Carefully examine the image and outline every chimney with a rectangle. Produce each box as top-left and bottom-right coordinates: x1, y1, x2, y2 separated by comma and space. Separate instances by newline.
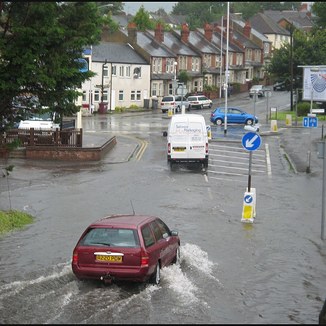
155, 23, 164, 43
243, 21, 251, 38
181, 23, 189, 43
204, 23, 213, 42
299, 3, 308, 12
127, 22, 137, 44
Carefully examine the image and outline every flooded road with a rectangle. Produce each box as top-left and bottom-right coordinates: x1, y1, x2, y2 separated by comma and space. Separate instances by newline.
0, 108, 325, 324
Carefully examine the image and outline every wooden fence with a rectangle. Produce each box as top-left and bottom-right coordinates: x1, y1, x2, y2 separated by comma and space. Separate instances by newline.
0, 128, 83, 148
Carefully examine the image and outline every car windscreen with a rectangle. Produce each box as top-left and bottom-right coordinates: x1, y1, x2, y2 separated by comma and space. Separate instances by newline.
80, 228, 140, 248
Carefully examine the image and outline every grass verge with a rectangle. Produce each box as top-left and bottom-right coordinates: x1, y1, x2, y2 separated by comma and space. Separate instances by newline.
0, 210, 34, 235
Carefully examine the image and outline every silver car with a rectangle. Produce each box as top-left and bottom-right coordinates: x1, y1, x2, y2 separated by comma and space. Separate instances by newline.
160, 95, 190, 113
249, 85, 266, 98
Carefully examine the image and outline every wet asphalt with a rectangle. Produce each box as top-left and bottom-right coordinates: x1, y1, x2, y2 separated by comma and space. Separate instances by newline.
80, 95, 325, 176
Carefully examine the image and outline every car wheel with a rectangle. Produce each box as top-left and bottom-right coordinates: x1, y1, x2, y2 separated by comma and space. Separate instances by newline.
172, 246, 181, 265
176, 106, 180, 113
187, 105, 191, 111
246, 119, 254, 125
215, 118, 223, 126
208, 103, 212, 109
150, 262, 160, 285
200, 104, 204, 110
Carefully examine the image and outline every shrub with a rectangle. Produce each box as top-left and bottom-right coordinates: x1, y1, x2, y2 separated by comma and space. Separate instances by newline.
296, 101, 318, 116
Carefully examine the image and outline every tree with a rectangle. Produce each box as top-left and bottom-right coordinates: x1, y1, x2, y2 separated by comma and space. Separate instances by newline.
312, 2, 326, 29
132, 5, 155, 31
267, 28, 326, 90
0, 2, 103, 130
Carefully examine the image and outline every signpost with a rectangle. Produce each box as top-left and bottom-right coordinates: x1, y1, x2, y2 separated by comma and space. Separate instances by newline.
241, 132, 262, 223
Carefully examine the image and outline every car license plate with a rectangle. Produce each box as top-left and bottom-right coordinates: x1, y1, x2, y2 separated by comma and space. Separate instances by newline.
96, 255, 122, 263
173, 147, 186, 152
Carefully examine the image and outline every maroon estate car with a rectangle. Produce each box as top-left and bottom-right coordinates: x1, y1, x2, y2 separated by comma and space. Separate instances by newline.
72, 214, 180, 285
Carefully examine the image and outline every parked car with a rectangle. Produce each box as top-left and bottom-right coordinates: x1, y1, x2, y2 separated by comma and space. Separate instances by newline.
71, 214, 180, 285
160, 95, 190, 113
210, 107, 258, 126
249, 85, 266, 98
273, 81, 286, 91
186, 95, 212, 110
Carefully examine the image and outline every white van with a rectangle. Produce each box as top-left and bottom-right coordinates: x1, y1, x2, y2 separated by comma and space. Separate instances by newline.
163, 114, 209, 170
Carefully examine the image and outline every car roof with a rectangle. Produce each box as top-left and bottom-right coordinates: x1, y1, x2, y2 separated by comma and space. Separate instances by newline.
89, 214, 158, 228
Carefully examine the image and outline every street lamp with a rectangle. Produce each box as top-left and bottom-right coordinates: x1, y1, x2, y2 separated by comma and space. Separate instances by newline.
173, 61, 178, 96
224, 1, 230, 136
99, 59, 108, 114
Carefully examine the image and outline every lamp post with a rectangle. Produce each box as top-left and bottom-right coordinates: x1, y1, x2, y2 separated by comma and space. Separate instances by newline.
290, 24, 294, 112
219, 15, 223, 101
173, 61, 178, 96
100, 59, 108, 113
224, 2, 230, 136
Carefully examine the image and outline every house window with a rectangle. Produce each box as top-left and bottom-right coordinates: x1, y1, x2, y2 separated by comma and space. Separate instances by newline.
131, 90, 136, 100
103, 90, 108, 102
152, 83, 157, 96
103, 65, 108, 77
112, 65, 116, 76
136, 90, 141, 100
94, 90, 100, 102
82, 91, 86, 102
119, 90, 124, 101
119, 66, 124, 77
126, 66, 131, 77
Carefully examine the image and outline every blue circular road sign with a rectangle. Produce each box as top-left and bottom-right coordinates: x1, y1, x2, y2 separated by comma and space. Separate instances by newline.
242, 132, 262, 151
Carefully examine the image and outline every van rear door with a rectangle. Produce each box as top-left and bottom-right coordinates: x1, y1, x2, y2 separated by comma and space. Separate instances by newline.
168, 116, 207, 162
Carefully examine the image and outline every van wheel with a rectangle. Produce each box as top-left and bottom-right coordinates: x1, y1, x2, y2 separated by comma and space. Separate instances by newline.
150, 263, 160, 285
246, 119, 253, 125
170, 161, 175, 170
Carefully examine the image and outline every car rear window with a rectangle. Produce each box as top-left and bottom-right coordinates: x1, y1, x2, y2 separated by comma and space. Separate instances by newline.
80, 227, 140, 248
162, 96, 174, 102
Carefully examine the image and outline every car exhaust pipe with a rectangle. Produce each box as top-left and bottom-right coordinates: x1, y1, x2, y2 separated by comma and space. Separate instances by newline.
100, 274, 113, 284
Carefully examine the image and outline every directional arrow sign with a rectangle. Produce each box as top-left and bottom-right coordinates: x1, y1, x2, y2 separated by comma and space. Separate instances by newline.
242, 132, 262, 151
244, 195, 253, 204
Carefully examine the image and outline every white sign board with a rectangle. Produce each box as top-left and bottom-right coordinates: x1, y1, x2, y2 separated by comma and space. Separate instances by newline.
302, 67, 326, 102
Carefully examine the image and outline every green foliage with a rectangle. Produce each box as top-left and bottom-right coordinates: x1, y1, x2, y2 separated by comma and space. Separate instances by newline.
128, 104, 139, 110
312, 2, 326, 29
132, 5, 155, 31
297, 102, 317, 117
0, 2, 103, 131
178, 70, 191, 84
0, 210, 34, 235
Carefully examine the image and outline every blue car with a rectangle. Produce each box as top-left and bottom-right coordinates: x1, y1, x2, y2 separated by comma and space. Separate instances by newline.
210, 107, 258, 126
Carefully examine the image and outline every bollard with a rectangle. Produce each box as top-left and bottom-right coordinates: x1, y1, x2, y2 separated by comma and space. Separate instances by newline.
285, 114, 292, 126
168, 107, 173, 117
271, 120, 278, 132
241, 189, 256, 223
206, 125, 212, 140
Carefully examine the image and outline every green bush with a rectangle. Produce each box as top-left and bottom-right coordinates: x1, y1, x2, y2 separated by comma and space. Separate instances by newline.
296, 101, 318, 116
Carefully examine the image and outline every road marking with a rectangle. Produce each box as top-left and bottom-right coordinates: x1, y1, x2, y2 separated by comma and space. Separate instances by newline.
135, 139, 148, 161
265, 143, 272, 176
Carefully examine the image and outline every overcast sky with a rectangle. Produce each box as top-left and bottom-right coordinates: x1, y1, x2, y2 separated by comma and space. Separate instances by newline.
123, 2, 178, 15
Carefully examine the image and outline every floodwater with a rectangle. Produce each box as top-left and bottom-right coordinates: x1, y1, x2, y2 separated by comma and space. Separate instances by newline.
0, 112, 325, 324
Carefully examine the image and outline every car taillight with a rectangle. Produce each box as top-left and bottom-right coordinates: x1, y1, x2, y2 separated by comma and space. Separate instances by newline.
168, 143, 171, 154
72, 252, 78, 264
206, 142, 208, 153
140, 249, 149, 267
